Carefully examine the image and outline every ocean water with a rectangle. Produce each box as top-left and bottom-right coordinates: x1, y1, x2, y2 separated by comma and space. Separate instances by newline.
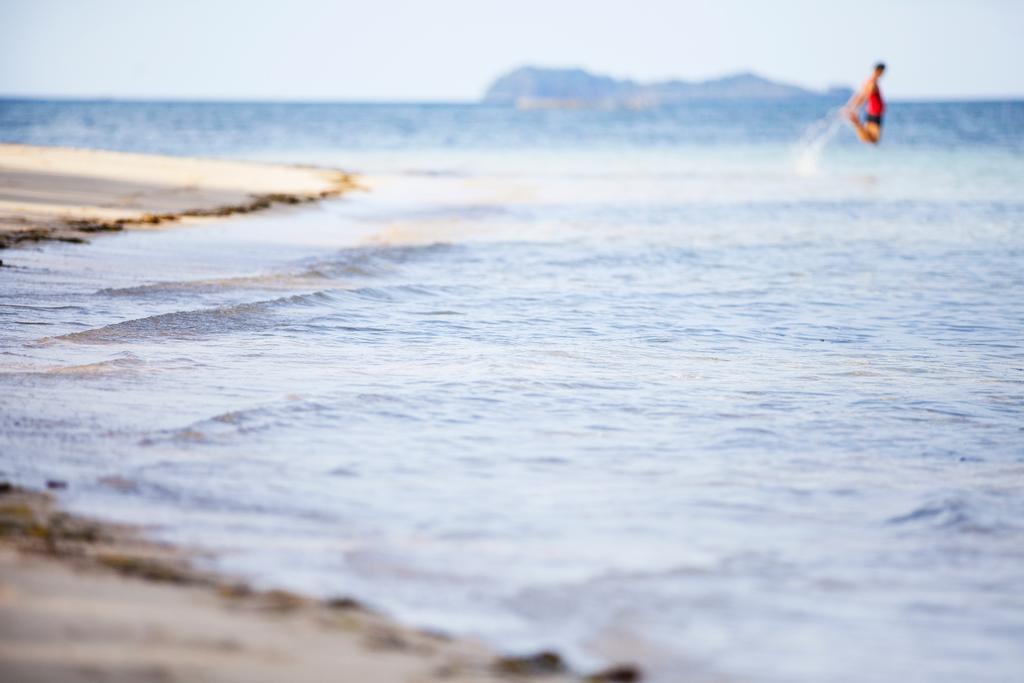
2, 100, 1023, 682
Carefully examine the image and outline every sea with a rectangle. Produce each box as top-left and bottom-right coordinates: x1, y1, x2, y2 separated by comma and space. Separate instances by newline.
1, 99, 1023, 683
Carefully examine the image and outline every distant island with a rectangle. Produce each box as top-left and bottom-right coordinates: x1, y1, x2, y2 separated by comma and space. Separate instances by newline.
483, 66, 853, 108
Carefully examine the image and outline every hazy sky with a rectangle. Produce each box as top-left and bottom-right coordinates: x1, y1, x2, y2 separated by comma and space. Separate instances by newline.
2, 0, 1022, 100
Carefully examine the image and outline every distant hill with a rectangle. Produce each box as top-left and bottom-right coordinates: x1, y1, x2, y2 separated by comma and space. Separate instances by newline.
483, 66, 852, 108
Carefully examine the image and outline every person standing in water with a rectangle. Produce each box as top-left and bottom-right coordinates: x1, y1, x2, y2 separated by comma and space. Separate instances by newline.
846, 62, 886, 144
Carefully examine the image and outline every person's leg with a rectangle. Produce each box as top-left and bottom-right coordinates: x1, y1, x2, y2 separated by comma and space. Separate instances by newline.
846, 110, 873, 143
865, 122, 882, 143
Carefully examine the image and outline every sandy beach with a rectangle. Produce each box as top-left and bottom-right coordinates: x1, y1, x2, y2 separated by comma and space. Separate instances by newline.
0, 144, 357, 248
0, 487, 636, 683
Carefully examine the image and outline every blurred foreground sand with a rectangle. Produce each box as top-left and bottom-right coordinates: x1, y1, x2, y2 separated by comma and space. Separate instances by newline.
0, 488, 587, 683
0, 144, 356, 248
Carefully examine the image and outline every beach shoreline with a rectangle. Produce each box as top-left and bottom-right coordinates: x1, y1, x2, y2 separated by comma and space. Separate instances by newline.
0, 485, 637, 682
0, 144, 360, 249
0, 143, 639, 681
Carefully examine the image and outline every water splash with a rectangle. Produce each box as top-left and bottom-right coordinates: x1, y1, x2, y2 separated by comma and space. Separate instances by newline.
794, 107, 845, 176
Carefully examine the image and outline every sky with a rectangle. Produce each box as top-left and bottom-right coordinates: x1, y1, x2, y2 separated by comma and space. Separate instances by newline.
1, 0, 1022, 101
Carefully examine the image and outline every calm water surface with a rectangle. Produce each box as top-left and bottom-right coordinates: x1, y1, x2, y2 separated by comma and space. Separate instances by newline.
2, 100, 1023, 682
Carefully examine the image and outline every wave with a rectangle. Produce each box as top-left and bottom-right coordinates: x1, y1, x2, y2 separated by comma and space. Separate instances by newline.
45, 278, 464, 345
45, 355, 146, 376
137, 387, 439, 452
886, 496, 1015, 535
140, 395, 371, 447
0, 303, 88, 311
95, 244, 458, 299
97, 273, 331, 297
44, 291, 338, 345
0, 352, 146, 377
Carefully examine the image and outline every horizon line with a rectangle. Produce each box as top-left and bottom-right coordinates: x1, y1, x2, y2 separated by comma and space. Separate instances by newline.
2, 93, 1024, 105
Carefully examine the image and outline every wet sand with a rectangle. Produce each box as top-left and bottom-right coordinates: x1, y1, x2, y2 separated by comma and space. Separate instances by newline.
0, 486, 638, 683
0, 144, 358, 248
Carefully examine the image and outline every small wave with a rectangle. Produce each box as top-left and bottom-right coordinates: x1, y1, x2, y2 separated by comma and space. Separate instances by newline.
46, 355, 146, 376
95, 470, 338, 521
140, 397, 342, 446
97, 272, 331, 297
0, 353, 145, 377
0, 303, 88, 311
49, 277, 474, 346
314, 243, 458, 272
92, 244, 458, 300
43, 291, 337, 345
886, 497, 1009, 535
401, 168, 468, 178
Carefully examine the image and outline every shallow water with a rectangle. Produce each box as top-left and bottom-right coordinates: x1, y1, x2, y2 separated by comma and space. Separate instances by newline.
2, 100, 1024, 682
